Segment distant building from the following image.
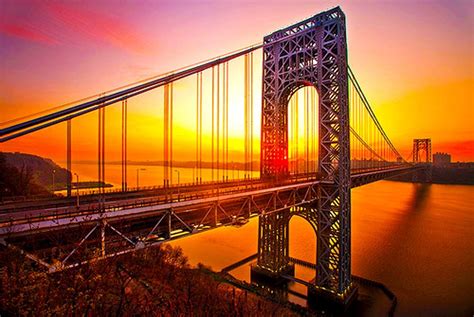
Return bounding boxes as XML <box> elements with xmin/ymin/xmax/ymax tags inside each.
<box><xmin>433</xmin><ymin>152</ymin><xmax>451</xmax><ymax>166</ymax></box>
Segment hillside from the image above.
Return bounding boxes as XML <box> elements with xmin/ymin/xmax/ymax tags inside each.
<box><xmin>1</xmin><ymin>152</ymin><xmax>70</xmax><ymax>190</ymax></box>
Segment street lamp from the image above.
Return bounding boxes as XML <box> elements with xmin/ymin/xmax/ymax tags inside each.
<box><xmin>174</xmin><ymin>169</ymin><xmax>180</xmax><ymax>186</ymax></box>
<box><xmin>52</xmin><ymin>169</ymin><xmax>56</xmax><ymax>193</ymax></box>
<box><xmin>74</xmin><ymin>173</ymin><xmax>80</xmax><ymax>208</ymax></box>
<box><xmin>136</xmin><ymin>168</ymin><xmax>146</xmax><ymax>189</ymax></box>
<box><xmin>174</xmin><ymin>169</ymin><xmax>180</xmax><ymax>201</ymax></box>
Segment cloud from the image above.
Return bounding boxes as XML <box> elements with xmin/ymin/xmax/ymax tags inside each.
<box><xmin>0</xmin><ymin>1</ymin><xmax>152</xmax><ymax>54</ymax></box>
<box><xmin>42</xmin><ymin>2</ymin><xmax>150</xmax><ymax>54</ymax></box>
<box><xmin>0</xmin><ymin>21</ymin><xmax>58</xmax><ymax>45</ymax></box>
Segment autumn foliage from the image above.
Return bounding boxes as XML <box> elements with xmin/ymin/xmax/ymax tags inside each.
<box><xmin>0</xmin><ymin>244</ymin><xmax>295</xmax><ymax>316</ymax></box>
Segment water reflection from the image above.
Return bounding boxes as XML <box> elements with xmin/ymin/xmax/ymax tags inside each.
<box><xmin>172</xmin><ymin>181</ymin><xmax>474</xmax><ymax>316</ymax></box>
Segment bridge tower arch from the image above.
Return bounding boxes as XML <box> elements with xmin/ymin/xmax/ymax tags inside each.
<box><xmin>255</xmin><ymin>7</ymin><xmax>356</xmax><ymax>305</ymax></box>
<box><xmin>412</xmin><ymin>138</ymin><xmax>432</xmax><ymax>182</ymax></box>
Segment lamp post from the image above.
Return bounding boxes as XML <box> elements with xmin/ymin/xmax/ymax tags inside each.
<box><xmin>174</xmin><ymin>169</ymin><xmax>180</xmax><ymax>201</ymax></box>
<box><xmin>52</xmin><ymin>169</ymin><xmax>56</xmax><ymax>193</ymax></box>
<box><xmin>136</xmin><ymin>168</ymin><xmax>146</xmax><ymax>189</ymax></box>
<box><xmin>74</xmin><ymin>173</ymin><xmax>80</xmax><ymax>208</ymax></box>
<box><xmin>174</xmin><ymin>169</ymin><xmax>180</xmax><ymax>185</ymax></box>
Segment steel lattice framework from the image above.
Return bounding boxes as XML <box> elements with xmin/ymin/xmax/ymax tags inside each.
<box><xmin>257</xmin><ymin>7</ymin><xmax>355</xmax><ymax>303</ymax></box>
<box><xmin>413</xmin><ymin>138</ymin><xmax>432</xmax><ymax>163</ymax></box>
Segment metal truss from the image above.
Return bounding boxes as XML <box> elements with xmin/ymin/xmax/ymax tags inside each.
<box><xmin>413</xmin><ymin>138</ymin><xmax>432</xmax><ymax>163</ymax></box>
<box><xmin>258</xmin><ymin>6</ymin><xmax>353</xmax><ymax>299</ymax></box>
<box><xmin>412</xmin><ymin>138</ymin><xmax>432</xmax><ymax>182</ymax></box>
<box><xmin>1</xmin><ymin>180</ymin><xmax>321</xmax><ymax>272</ymax></box>
<box><xmin>0</xmin><ymin>165</ymin><xmax>416</xmax><ymax>279</ymax></box>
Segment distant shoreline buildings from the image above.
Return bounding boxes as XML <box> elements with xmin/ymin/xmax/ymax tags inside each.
<box><xmin>433</xmin><ymin>152</ymin><xmax>451</xmax><ymax>166</ymax></box>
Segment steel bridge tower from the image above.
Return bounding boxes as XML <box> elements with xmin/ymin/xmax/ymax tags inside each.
<box><xmin>413</xmin><ymin>138</ymin><xmax>432</xmax><ymax>163</ymax></box>
<box><xmin>412</xmin><ymin>138</ymin><xmax>432</xmax><ymax>182</ymax></box>
<box><xmin>252</xmin><ymin>7</ymin><xmax>357</xmax><ymax>307</ymax></box>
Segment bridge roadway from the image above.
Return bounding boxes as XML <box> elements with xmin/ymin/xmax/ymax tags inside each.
<box><xmin>0</xmin><ymin>165</ymin><xmax>418</xmax><ymax>271</ymax></box>
<box><xmin>0</xmin><ymin>166</ymin><xmax>416</xmax><ymax>238</ymax></box>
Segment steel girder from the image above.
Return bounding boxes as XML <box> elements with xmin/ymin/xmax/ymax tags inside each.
<box><xmin>1</xmin><ymin>181</ymin><xmax>320</xmax><ymax>272</ymax></box>
<box><xmin>258</xmin><ymin>7</ymin><xmax>352</xmax><ymax>296</ymax></box>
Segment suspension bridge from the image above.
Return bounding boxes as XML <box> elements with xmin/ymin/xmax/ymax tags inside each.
<box><xmin>0</xmin><ymin>7</ymin><xmax>430</xmax><ymax>308</ymax></box>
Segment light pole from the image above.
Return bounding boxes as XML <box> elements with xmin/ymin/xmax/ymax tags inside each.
<box><xmin>174</xmin><ymin>169</ymin><xmax>180</xmax><ymax>201</ymax></box>
<box><xmin>174</xmin><ymin>169</ymin><xmax>180</xmax><ymax>185</ymax></box>
<box><xmin>74</xmin><ymin>173</ymin><xmax>80</xmax><ymax>208</ymax></box>
<box><xmin>52</xmin><ymin>169</ymin><xmax>56</xmax><ymax>193</ymax></box>
<box><xmin>136</xmin><ymin>168</ymin><xmax>146</xmax><ymax>189</ymax></box>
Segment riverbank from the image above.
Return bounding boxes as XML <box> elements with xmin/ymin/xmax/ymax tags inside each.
<box><xmin>390</xmin><ymin>165</ymin><xmax>474</xmax><ymax>185</ymax></box>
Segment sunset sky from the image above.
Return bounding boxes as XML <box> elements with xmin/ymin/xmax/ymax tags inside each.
<box><xmin>1</xmin><ymin>0</ymin><xmax>473</xmax><ymax>163</ymax></box>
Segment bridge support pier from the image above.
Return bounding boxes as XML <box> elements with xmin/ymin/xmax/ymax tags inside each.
<box><xmin>307</xmin><ymin>281</ymin><xmax>358</xmax><ymax>311</ymax></box>
<box><xmin>251</xmin><ymin>209</ymin><xmax>294</xmax><ymax>283</ymax></box>
<box><xmin>250</xmin><ymin>263</ymin><xmax>295</xmax><ymax>285</ymax></box>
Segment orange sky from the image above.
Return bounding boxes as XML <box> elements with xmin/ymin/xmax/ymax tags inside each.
<box><xmin>1</xmin><ymin>0</ymin><xmax>473</xmax><ymax>162</ymax></box>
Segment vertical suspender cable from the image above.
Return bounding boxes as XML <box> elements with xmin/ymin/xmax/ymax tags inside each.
<box><xmin>199</xmin><ymin>72</ymin><xmax>203</xmax><ymax>183</ymax></box>
<box><xmin>212</xmin><ymin>66</ymin><xmax>215</xmax><ymax>182</ymax></box>
<box><xmin>244</xmin><ymin>54</ymin><xmax>248</xmax><ymax>179</ymax></box>
<box><xmin>164</xmin><ymin>85</ymin><xmax>169</xmax><ymax>187</ymax></box>
<box><xmin>305</xmin><ymin>87</ymin><xmax>309</xmax><ymax>174</ymax></box>
<box><xmin>312</xmin><ymin>88</ymin><xmax>314</xmax><ymax>173</ymax></box>
<box><xmin>295</xmin><ymin>91</ymin><xmax>299</xmax><ymax>174</ymax></box>
<box><xmin>225</xmin><ymin>62</ymin><xmax>229</xmax><ymax>181</ymax></box>
<box><xmin>217</xmin><ymin>64</ymin><xmax>220</xmax><ymax>182</ymax></box>
<box><xmin>98</xmin><ymin>109</ymin><xmax>101</xmax><ymax>192</ymax></box>
<box><xmin>303</xmin><ymin>87</ymin><xmax>306</xmax><ymax>174</ymax></box>
<box><xmin>67</xmin><ymin>119</ymin><xmax>71</xmax><ymax>197</ymax></box>
<box><xmin>122</xmin><ymin>100</ymin><xmax>125</xmax><ymax>191</ymax></box>
<box><xmin>250</xmin><ymin>52</ymin><xmax>254</xmax><ymax>179</ymax></box>
<box><xmin>121</xmin><ymin>99</ymin><xmax>128</xmax><ymax>191</ymax></box>
<box><xmin>170</xmin><ymin>82</ymin><xmax>173</xmax><ymax>186</ymax></box>
<box><xmin>222</xmin><ymin>64</ymin><xmax>226</xmax><ymax>181</ymax></box>
<box><xmin>196</xmin><ymin>73</ymin><xmax>199</xmax><ymax>184</ymax></box>
<box><xmin>102</xmin><ymin>107</ymin><xmax>105</xmax><ymax>193</ymax></box>
<box><xmin>125</xmin><ymin>100</ymin><xmax>128</xmax><ymax>189</ymax></box>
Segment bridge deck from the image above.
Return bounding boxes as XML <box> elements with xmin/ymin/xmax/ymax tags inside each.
<box><xmin>0</xmin><ymin>166</ymin><xmax>417</xmax><ymax>237</ymax></box>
